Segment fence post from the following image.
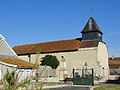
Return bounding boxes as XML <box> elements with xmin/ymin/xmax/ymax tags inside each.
<box><xmin>73</xmin><ymin>68</ymin><xmax>75</xmax><ymax>78</ymax></box>
<box><xmin>92</xmin><ymin>68</ymin><xmax>94</xmax><ymax>86</ymax></box>
<box><xmin>36</xmin><ymin>72</ymin><xmax>38</xmax><ymax>82</ymax></box>
<box><xmin>82</xmin><ymin>69</ymin><xmax>84</xmax><ymax>77</ymax></box>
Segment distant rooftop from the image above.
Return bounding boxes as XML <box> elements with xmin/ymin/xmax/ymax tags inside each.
<box><xmin>109</xmin><ymin>57</ymin><xmax>120</xmax><ymax>69</ymax></box>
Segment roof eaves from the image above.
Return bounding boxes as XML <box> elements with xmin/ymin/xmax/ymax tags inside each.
<box><xmin>18</xmin><ymin>49</ymin><xmax>79</xmax><ymax>55</ymax></box>
<box><xmin>17</xmin><ymin>66</ymin><xmax>33</xmax><ymax>69</ymax></box>
<box><xmin>0</xmin><ymin>61</ymin><xmax>17</xmax><ymax>68</ymax></box>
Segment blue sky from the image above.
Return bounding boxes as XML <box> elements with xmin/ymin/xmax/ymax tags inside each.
<box><xmin>0</xmin><ymin>0</ymin><xmax>120</xmax><ymax>57</ymax></box>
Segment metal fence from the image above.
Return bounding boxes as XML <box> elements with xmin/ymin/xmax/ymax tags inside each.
<box><xmin>73</xmin><ymin>68</ymin><xmax>94</xmax><ymax>85</ymax></box>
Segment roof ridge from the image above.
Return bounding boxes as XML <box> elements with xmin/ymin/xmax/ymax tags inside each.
<box><xmin>81</xmin><ymin>40</ymin><xmax>106</xmax><ymax>44</ymax></box>
<box><xmin>13</xmin><ymin>38</ymin><xmax>81</xmax><ymax>47</ymax></box>
<box><xmin>81</xmin><ymin>40</ymin><xmax>99</xmax><ymax>42</ymax></box>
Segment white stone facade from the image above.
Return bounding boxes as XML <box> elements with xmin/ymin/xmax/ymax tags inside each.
<box><xmin>0</xmin><ymin>61</ymin><xmax>16</xmax><ymax>80</ymax></box>
<box><xmin>0</xmin><ymin>34</ymin><xmax>17</xmax><ymax>57</ymax></box>
<box><xmin>17</xmin><ymin>41</ymin><xmax>109</xmax><ymax>81</ymax></box>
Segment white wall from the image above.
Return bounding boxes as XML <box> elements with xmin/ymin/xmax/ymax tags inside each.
<box><xmin>17</xmin><ymin>42</ymin><xmax>109</xmax><ymax>81</ymax></box>
<box><xmin>17</xmin><ymin>47</ymin><xmax>98</xmax><ymax>80</ymax></box>
<box><xmin>97</xmin><ymin>42</ymin><xmax>109</xmax><ymax>80</ymax></box>
<box><xmin>18</xmin><ymin>55</ymin><xmax>29</xmax><ymax>62</ymax></box>
<box><xmin>16</xmin><ymin>69</ymin><xmax>36</xmax><ymax>82</ymax></box>
<box><xmin>0</xmin><ymin>62</ymin><xmax>16</xmax><ymax>80</ymax></box>
<box><xmin>0</xmin><ymin>34</ymin><xmax>17</xmax><ymax>57</ymax></box>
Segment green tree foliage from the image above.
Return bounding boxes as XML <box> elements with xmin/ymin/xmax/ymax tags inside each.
<box><xmin>41</xmin><ymin>55</ymin><xmax>59</xmax><ymax>69</ymax></box>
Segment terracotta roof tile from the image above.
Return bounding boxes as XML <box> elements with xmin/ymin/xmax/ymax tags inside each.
<box><xmin>80</xmin><ymin>40</ymin><xmax>99</xmax><ymax>48</ymax></box>
<box><xmin>13</xmin><ymin>39</ymin><xmax>102</xmax><ymax>55</ymax></box>
<box><xmin>109</xmin><ymin>60</ymin><xmax>120</xmax><ymax>69</ymax></box>
<box><xmin>109</xmin><ymin>57</ymin><xmax>120</xmax><ymax>60</ymax></box>
<box><xmin>13</xmin><ymin>38</ymin><xmax>82</xmax><ymax>54</ymax></box>
<box><xmin>0</xmin><ymin>56</ymin><xmax>34</xmax><ymax>68</ymax></box>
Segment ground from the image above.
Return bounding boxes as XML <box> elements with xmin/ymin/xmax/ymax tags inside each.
<box><xmin>43</xmin><ymin>86</ymin><xmax>91</xmax><ymax>90</ymax></box>
<box><xmin>1</xmin><ymin>80</ymin><xmax>120</xmax><ymax>90</ymax></box>
<box><xmin>94</xmin><ymin>85</ymin><xmax>120</xmax><ymax>90</ymax></box>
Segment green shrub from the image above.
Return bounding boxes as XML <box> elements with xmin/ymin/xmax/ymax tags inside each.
<box><xmin>41</xmin><ymin>55</ymin><xmax>59</xmax><ymax>69</ymax></box>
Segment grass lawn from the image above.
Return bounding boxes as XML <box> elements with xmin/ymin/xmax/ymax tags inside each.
<box><xmin>94</xmin><ymin>85</ymin><xmax>120</xmax><ymax>90</ymax></box>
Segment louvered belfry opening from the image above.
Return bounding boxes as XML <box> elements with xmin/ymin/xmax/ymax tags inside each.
<box><xmin>81</xmin><ymin>17</ymin><xmax>103</xmax><ymax>41</ymax></box>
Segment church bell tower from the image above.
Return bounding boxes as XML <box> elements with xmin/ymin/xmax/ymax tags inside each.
<box><xmin>81</xmin><ymin>17</ymin><xmax>103</xmax><ymax>41</ymax></box>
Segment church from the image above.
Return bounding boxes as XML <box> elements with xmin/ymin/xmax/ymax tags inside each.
<box><xmin>13</xmin><ymin>17</ymin><xmax>109</xmax><ymax>81</ymax></box>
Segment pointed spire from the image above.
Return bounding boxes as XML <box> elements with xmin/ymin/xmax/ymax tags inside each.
<box><xmin>81</xmin><ymin>17</ymin><xmax>103</xmax><ymax>34</ymax></box>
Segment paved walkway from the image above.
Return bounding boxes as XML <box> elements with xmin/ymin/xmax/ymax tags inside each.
<box><xmin>43</xmin><ymin>85</ymin><xmax>93</xmax><ymax>90</ymax></box>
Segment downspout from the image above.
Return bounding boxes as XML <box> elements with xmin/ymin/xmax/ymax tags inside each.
<box><xmin>28</xmin><ymin>53</ymin><xmax>31</xmax><ymax>63</ymax></box>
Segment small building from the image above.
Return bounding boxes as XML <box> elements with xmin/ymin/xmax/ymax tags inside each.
<box><xmin>13</xmin><ymin>17</ymin><xmax>109</xmax><ymax>80</ymax></box>
<box><xmin>109</xmin><ymin>57</ymin><xmax>120</xmax><ymax>75</ymax></box>
<box><xmin>0</xmin><ymin>34</ymin><xmax>34</xmax><ymax>80</ymax></box>
<box><xmin>0</xmin><ymin>56</ymin><xmax>34</xmax><ymax>80</ymax></box>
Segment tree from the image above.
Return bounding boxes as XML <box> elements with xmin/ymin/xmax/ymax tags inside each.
<box><xmin>40</xmin><ymin>55</ymin><xmax>59</xmax><ymax>69</ymax></box>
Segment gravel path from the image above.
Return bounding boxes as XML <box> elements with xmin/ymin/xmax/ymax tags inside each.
<box><xmin>43</xmin><ymin>85</ymin><xmax>92</xmax><ymax>90</ymax></box>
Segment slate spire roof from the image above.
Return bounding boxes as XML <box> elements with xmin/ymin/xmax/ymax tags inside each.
<box><xmin>81</xmin><ymin>17</ymin><xmax>103</xmax><ymax>34</ymax></box>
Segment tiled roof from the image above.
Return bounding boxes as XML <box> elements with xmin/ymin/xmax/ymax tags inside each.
<box><xmin>13</xmin><ymin>38</ymin><xmax>81</xmax><ymax>54</ymax></box>
<box><xmin>109</xmin><ymin>57</ymin><xmax>120</xmax><ymax>60</ymax></box>
<box><xmin>13</xmin><ymin>38</ymin><xmax>101</xmax><ymax>55</ymax></box>
<box><xmin>80</xmin><ymin>40</ymin><xmax>99</xmax><ymax>48</ymax></box>
<box><xmin>109</xmin><ymin>60</ymin><xmax>120</xmax><ymax>69</ymax></box>
<box><xmin>0</xmin><ymin>56</ymin><xmax>34</xmax><ymax>68</ymax></box>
